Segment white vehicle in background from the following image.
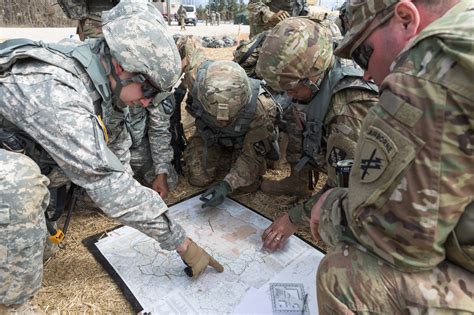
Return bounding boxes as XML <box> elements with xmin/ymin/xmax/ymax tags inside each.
<box><xmin>183</xmin><ymin>5</ymin><xmax>197</xmax><ymax>26</ymax></box>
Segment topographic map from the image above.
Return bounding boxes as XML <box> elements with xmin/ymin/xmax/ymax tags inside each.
<box><xmin>92</xmin><ymin>195</ymin><xmax>324</xmax><ymax>314</ymax></box>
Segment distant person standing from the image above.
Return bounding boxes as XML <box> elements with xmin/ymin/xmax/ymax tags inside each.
<box><xmin>204</xmin><ymin>10</ymin><xmax>209</xmax><ymax>26</ymax></box>
<box><xmin>211</xmin><ymin>11</ymin><xmax>216</xmax><ymax>25</ymax></box>
<box><xmin>216</xmin><ymin>11</ymin><xmax>221</xmax><ymax>25</ymax></box>
<box><xmin>178</xmin><ymin>5</ymin><xmax>187</xmax><ymax>31</ymax></box>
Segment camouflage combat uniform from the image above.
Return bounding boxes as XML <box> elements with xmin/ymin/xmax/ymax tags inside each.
<box><xmin>128</xmin><ymin>102</ymin><xmax>178</xmax><ymax>189</ymax></box>
<box><xmin>247</xmin><ymin>0</ymin><xmax>308</xmax><ymax>37</ymax></box>
<box><xmin>57</xmin><ymin>0</ymin><xmax>117</xmax><ymax>41</ymax></box>
<box><xmin>0</xmin><ymin>150</ymin><xmax>50</xmax><ymax>305</ymax></box>
<box><xmin>59</xmin><ymin>0</ymin><xmax>179</xmax><ymax>191</ymax></box>
<box><xmin>0</xmin><ymin>2</ymin><xmax>186</xmax><ymax>305</ymax></box>
<box><xmin>177</xmin><ymin>5</ymin><xmax>187</xmax><ymax>31</ymax></box>
<box><xmin>256</xmin><ymin>18</ymin><xmax>379</xmax><ymax>202</ymax></box>
<box><xmin>317</xmin><ymin>1</ymin><xmax>474</xmax><ymax>313</ymax></box>
<box><xmin>184</xmin><ymin>61</ymin><xmax>279</xmax><ymax>191</ymax></box>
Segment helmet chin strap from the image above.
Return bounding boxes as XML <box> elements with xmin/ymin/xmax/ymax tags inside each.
<box><xmin>108</xmin><ymin>57</ymin><xmax>130</xmax><ymax>109</ymax></box>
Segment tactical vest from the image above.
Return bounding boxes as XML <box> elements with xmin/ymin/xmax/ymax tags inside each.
<box><xmin>187</xmin><ymin>61</ymin><xmax>263</xmax><ymax>150</ymax></box>
<box><xmin>294</xmin><ymin>57</ymin><xmax>378</xmax><ymax>172</ymax></box>
<box><xmin>0</xmin><ymin>38</ymin><xmax>113</xmax><ymax>172</ymax></box>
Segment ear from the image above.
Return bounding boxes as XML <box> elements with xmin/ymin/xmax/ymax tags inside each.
<box><xmin>394</xmin><ymin>1</ymin><xmax>420</xmax><ymax>40</ymax></box>
<box><xmin>111</xmin><ymin>58</ymin><xmax>125</xmax><ymax>76</ymax></box>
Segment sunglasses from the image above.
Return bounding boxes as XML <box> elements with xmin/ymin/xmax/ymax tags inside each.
<box><xmin>352</xmin><ymin>42</ymin><xmax>374</xmax><ymax>71</ymax></box>
<box><xmin>125</xmin><ymin>74</ymin><xmax>161</xmax><ymax>99</ymax></box>
<box><xmin>351</xmin><ymin>7</ymin><xmax>395</xmax><ymax>71</ymax></box>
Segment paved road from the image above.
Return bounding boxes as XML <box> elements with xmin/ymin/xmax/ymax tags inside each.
<box><xmin>0</xmin><ymin>22</ymin><xmax>249</xmax><ymax>42</ymax></box>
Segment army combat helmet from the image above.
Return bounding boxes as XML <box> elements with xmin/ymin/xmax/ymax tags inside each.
<box><xmin>255</xmin><ymin>17</ymin><xmax>334</xmax><ymax>93</ymax></box>
<box><xmin>102</xmin><ymin>0</ymin><xmax>181</xmax><ymax>96</ymax></box>
<box><xmin>194</xmin><ymin>60</ymin><xmax>252</xmax><ymax>122</ymax></box>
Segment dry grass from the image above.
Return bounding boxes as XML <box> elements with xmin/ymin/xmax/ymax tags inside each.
<box><xmin>32</xmin><ymin>45</ymin><xmax>327</xmax><ymax>313</ymax></box>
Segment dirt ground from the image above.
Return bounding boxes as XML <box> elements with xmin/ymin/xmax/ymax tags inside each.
<box><xmin>32</xmin><ymin>46</ymin><xmax>327</xmax><ymax>314</ymax></box>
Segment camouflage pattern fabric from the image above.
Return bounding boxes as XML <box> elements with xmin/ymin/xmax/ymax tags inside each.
<box><xmin>57</xmin><ymin>0</ymin><xmax>88</xmax><ymax>20</ymax></box>
<box><xmin>286</xmin><ymin>76</ymin><xmax>378</xmax><ymax>224</ymax></box>
<box><xmin>334</xmin><ymin>0</ymin><xmax>398</xmax><ymax>59</ymax></box>
<box><xmin>0</xmin><ymin>2</ymin><xmax>187</xmax><ymax>304</ymax></box>
<box><xmin>0</xmin><ymin>150</ymin><xmax>50</xmax><ymax>305</ymax></box>
<box><xmin>77</xmin><ymin>16</ymin><xmax>103</xmax><ymax>41</ymax></box>
<box><xmin>184</xmin><ymin>61</ymin><xmax>279</xmax><ymax>190</ymax></box>
<box><xmin>247</xmin><ymin>0</ymin><xmax>308</xmax><ymax>37</ymax></box>
<box><xmin>128</xmin><ymin>103</ymin><xmax>178</xmax><ymax>190</ymax></box>
<box><xmin>106</xmin><ymin>108</ymin><xmax>134</xmax><ymax>175</ymax></box>
<box><xmin>318</xmin><ymin>242</ymin><xmax>474</xmax><ymax>313</ymax></box>
<box><xmin>232</xmin><ymin>31</ymin><xmax>269</xmax><ymax>78</ymax></box>
<box><xmin>254</xmin><ymin>18</ymin><xmax>378</xmax><ymax>223</ymax></box>
<box><xmin>80</xmin><ymin>2</ymin><xmax>178</xmax><ymax>191</ymax></box>
<box><xmin>318</xmin><ymin>1</ymin><xmax>474</xmax><ymax>312</ymax></box>
<box><xmin>184</xmin><ymin>92</ymin><xmax>277</xmax><ymax>190</ymax></box>
<box><xmin>194</xmin><ymin>61</ymin><xmax>252</xmax><ymax>121</ymax></box>
<box><xmin>175</xmin><ymin>35</ymin><xmax>207</xmax><ymax>91</ymax></box>
<box><xmin>0</xmin><ymin>48</ymin><xmax>186</xmax><ymax>250</ymax></box>
<box><xmin>57</xmin><ymin>0</ymin><xmax>113</xmax><ymax>41</ymax></box>
<box><xmin>256</xmin><ymin>18</ymin><xmax>334</xmax><ymax>93</ymax></box>
<box><xmin>102</xmin><ymin>0</ymin><xmax>181</xmax><ymax>92</ymax></box>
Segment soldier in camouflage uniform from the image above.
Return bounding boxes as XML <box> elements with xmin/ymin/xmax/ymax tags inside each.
<box><xmin>177</xmin><ymin>5</ymin><xmax>187</xmax><ymax>31</ymax></box>
<box><xmin>184</xmin><ymin>61</ymin><xmax>280</xmax><ymax>208</ymax></box>
<box><xmin>0</xmin><ymin>1</ymin><xmax>223</xmax><ymax>311</ymax></box>
<box><xmin>255</xmin><ymin>17</ymin><xmax>379</xmax><ymax>251</ymax></box>
<box><xmin>311</xmin><ymin>0</ymin><xmax>474</xmax><ymax>313</ymax></box>
<box><xmin>247</xmin><ymin>0</ymin><xmax>308</xmax><ymax>38</ymax></box>
<box><xmin>57</xmin><ymin>0</ymin><xmax>118</xmax><ymax>41</ymax></box>
<box><xmin>58</xmin><ymin>0</ymin><xmax>180</xmax><ymax>198</ymax></box>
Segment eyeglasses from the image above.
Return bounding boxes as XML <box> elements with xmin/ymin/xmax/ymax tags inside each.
<box><xmin>352</xmin><ymin>42</ymin><xmax>374</xmax><ymax>71</ymax></box>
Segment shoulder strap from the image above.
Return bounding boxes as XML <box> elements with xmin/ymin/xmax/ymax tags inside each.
<box><xmin>295</xmin><ymin>58</ymin><xmax>369</xmax><ymax>172</ymax></box>
<box><xmin>232</xmin><ymin>78</ymin><xmax>260</xmax><ymax>133</ymax></box>
<box><xmin>236</xmin><ymin>32</ymin><xmax>267</xmax><ymax>66</ymax></box>
<box><xmin>0</xmin><ymin>38</ymin><xmax>112</xmax><ymax>124</ymax></box>
<box><xmin>46</xmin><ymin>41</ymin><xmax>113</xmax><ymax>124</ymax></box>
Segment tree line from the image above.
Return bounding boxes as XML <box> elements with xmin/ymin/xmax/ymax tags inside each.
<box><xmin>0</xmin><ymin>0</ymin><xmax>74</xmax><ymax>26</ymax></box>
<box><xmin>196</xmin><ymin>0</ymin><xmax>248</xmax><ymax>21</ymax></box>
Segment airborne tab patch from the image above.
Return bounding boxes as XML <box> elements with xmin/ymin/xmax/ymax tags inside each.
<box><xmin>359</xmin><ymin>127</ymin><xmax>398</xmax><ymax>183</ymax></box>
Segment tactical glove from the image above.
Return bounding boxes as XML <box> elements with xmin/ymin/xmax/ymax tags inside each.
<box><xmin>200</xmin><ymin>180</ymin><xmax>232</xmax><ymax>208</ymax></box>
<box><xmin>269</xmin><ymin>10</ymin><xmax>290</xmax><ymax>26</ymax></box>
<box><xmin>181</xmin><ymin>239</ymin><xmax>224</xmax><ymax>278</ymax></box>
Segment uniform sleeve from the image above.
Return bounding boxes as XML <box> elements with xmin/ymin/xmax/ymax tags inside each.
<box><xmin>223</xmin><ymin>124</ymin><xmax>270</xmax><ymax>190</ymax></box>
<box><xmin>289</xmin><ymin>88</ymin><xmax>378</xmax><ymax>225</ymax></box>
<box><xmin>1</xmin><ymin>71</ymin><xmax>186</xmax><ymax>251</ymax></box>
<box><xmin>339</xmin><ymin>73</ymin><xmax>472</xmax><ymax>271</ymax></box>
<box><xmin>224</xmin><ymin>100</ymin><xmax>276</xmax><ymax>190</ymax></box>
<box><xmin>247</xmin><ymin>2</ymin><xmax>274</xmax><ymax>25</ymax></box>
<box><xmin>323</xmin><ymin>87</ymin><xmax>378</xmax><ymax>186</ymax></box>
<box><xmin>147</xmin><ymin>102</ymin><xmax>174</xmax><ymax>176</ymax></box>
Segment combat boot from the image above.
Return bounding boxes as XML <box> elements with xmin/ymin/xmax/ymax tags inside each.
<box><xmin>260</xmin><ymin>166</ymin><xmax>317</xmax><ymax>197</ymax></box>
